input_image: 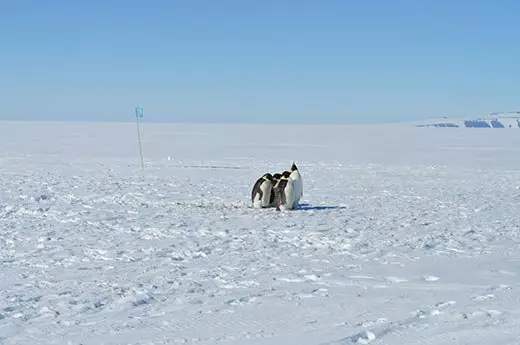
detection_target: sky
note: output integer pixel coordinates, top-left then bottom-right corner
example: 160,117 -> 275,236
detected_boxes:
1,0 -> 520,124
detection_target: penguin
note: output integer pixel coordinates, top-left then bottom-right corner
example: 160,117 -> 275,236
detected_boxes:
288,161 -> 303,206
251,173 -> 275,208
268,173 -> 283,208
273,171 -> 296,211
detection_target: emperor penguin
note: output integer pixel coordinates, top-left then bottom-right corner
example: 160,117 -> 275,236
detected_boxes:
289,161 -> 303,206
273,171 -> 296,211
251,173 -> 275,208
268,173 -> 283,207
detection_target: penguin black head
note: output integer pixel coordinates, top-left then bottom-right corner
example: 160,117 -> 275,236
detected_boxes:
262,173 -> 274,181
291,162 -> 298,171
281,171 -> 291,179
273,173 -> 282,180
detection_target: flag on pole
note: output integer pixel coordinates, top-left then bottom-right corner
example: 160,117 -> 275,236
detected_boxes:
135,107 -> 144,118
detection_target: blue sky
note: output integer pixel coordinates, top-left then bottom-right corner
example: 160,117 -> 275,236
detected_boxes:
1,0 -> 519,124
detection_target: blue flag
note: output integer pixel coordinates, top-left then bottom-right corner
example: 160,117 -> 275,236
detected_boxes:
135,107 -> 144,118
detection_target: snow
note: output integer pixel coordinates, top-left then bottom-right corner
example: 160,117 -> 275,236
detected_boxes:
1,121 -> 520,345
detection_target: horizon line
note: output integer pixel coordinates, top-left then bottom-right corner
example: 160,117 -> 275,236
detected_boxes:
0,118 -> 417,126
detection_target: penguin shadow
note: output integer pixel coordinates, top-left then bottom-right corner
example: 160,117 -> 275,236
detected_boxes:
296,203 -> 347,211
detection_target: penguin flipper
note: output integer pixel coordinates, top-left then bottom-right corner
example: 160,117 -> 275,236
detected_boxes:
269,186 -> 275,206
257,188 -> 263,204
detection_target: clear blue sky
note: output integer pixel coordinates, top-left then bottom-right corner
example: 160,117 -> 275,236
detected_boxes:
1,0 -> 519,124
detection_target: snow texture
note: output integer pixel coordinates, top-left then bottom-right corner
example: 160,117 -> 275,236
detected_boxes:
1,121 -> 520,345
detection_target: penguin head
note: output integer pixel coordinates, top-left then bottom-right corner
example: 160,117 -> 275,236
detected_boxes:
291,161 -> 298,171
273,173 -> 282,180
281,171 -> 291,179
262,173 -> 274,181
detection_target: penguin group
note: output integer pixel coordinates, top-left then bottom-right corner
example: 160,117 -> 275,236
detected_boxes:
251,162 -> 303,211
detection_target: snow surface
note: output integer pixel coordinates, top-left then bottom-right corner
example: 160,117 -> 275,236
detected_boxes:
1,121 -> 520,345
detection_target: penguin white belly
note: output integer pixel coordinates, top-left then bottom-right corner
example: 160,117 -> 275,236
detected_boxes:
277,178 -> 296,210
285,180 -> 296,209
289,170 -> 303,206
252,193 -> 263,209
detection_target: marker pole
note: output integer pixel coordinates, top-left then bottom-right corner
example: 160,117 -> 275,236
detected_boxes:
135,107 -> 144,170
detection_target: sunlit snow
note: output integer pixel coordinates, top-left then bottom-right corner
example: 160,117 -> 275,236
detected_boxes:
1,121 -> 520,345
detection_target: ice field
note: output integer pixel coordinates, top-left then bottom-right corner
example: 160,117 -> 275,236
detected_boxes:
1,121 -> 520,345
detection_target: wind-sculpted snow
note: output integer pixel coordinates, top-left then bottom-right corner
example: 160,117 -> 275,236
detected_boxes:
1,121 -> 520,344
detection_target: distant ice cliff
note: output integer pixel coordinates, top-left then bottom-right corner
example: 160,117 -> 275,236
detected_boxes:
417,114 -> 520,128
